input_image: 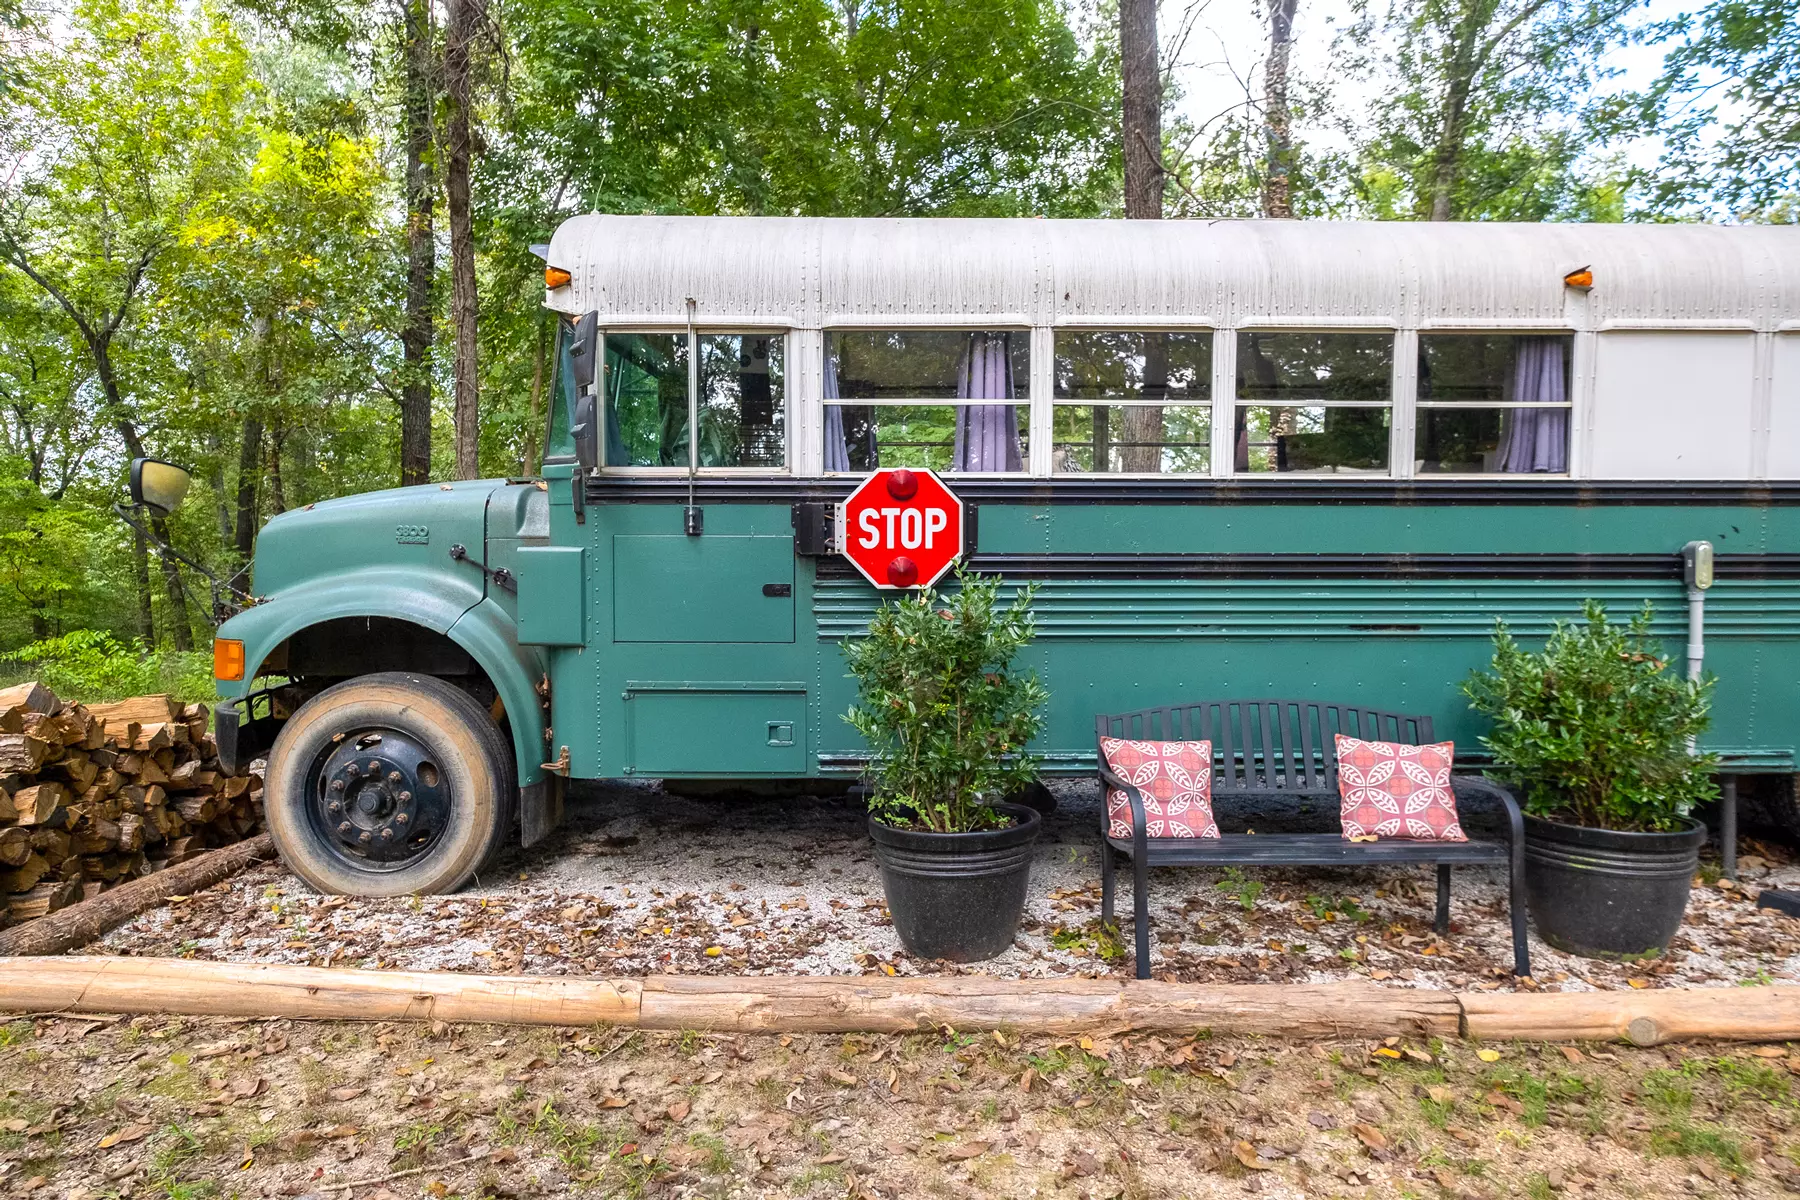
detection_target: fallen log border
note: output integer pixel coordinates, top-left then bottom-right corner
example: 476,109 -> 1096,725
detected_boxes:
0,957 -> 1795,1046
0,836 -> 275,958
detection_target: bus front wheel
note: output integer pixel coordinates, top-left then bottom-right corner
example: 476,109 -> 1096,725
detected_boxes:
265,672 -> 515,896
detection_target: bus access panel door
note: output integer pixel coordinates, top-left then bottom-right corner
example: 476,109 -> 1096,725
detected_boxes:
532,471 -> 815,782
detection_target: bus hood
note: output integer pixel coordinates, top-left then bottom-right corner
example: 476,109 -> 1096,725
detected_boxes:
249,480 -> 508,599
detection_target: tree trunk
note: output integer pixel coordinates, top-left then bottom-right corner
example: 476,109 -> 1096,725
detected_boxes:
1119,0 -> 1165,469
130,525 -> 154,644
231,416 -> 261,595
267,418 -> 287,514
1260,0 -> 1300,219
400,0 -> 436,487
1120,0 -> 1163,222
521,313 -> 549,474
1426,0 -> 1484,221
151,514 -> 193,649
444,0 -> 481,481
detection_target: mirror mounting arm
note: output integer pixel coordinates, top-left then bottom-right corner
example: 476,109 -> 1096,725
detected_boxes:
112,502 -> 253,626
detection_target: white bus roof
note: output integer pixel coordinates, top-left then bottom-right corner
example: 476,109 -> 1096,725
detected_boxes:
546,214 -> 1800,330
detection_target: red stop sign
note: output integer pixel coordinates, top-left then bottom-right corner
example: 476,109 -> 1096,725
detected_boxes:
839,468 -> 965,589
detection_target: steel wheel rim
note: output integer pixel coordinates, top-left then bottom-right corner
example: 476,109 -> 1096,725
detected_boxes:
303,727 -> 452,873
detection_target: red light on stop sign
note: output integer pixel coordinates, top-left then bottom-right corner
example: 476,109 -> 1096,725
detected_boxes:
839,469 -> 965,590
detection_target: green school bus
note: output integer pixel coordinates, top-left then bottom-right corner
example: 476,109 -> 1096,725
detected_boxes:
189,216 -> 1800,895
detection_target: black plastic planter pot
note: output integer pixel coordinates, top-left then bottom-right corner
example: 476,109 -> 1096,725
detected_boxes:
1523,813 -> 1706,959
869,802 -> 1042,963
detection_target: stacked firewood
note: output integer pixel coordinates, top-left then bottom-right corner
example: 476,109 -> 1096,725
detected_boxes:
0,683 -> 264,928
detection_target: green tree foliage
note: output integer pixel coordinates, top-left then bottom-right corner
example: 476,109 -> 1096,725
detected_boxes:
1635,0 -> 1800,219
844,569 -> 1047,833
1336,0 -> 1639,220
1462,600 -> 1718,832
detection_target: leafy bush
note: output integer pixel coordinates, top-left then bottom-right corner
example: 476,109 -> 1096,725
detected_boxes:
843,566 -> 1047,833
1462,600 -> 1717,831
1,629 -> 215,703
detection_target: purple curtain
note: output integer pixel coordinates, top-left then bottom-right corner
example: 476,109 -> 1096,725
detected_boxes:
1496,337 -> 1568,474
823,349 -> 849,472
953,332 -> 1022,472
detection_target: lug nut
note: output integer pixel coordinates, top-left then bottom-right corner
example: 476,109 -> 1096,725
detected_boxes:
337,821 -> 351,834
380,828 -> 394,841
345,764 -> 360,778
387,770 -> 402,784
330,779 -> 345,792
367,760 -> 382,773
396,812 -> 409,824
359,830 -> 372,843
398,791 -> 412,803
328,801 -> 341,814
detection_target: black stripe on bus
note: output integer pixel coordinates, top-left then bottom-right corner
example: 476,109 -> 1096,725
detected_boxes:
584,476 -> 1800,507
813,553 -> 1800,582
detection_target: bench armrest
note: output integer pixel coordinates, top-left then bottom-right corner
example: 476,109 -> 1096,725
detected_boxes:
1096,759 -> 1151,861
1451,774 -> 1524,849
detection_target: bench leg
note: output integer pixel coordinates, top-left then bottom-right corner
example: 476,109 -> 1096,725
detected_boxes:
1508,846 -> 1532,979
1101,843 -> 1116,926
1435,864 -> 1451,935
1133,853 -> 1151,981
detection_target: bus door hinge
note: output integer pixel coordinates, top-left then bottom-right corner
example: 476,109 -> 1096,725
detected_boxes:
541,745 -> 570,776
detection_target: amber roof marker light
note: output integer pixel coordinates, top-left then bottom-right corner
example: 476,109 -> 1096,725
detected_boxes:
545,266 -> 573,289
1563,266 -> 1594,290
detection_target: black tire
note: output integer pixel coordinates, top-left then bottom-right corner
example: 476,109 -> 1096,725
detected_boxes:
265,672 -> 516,896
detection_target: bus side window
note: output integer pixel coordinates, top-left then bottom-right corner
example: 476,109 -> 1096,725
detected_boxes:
1416,333 -> 1572,475
603,333 -> 786,469
1234,331 -> 1393,475
1052,330 -> 1212,474
824,330 -> 1030,474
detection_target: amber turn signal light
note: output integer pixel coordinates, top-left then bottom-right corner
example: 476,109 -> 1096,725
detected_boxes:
545,266 -> 573,289
214,637 -> 245,681
1563,267 -> 1593,289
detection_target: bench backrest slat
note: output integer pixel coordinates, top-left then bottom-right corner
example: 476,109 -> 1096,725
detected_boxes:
1097,699 -> 1439,797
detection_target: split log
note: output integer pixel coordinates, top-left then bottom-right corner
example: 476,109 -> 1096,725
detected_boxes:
0,953 -> 639,1026
0,825 -> 29,867
0,835 -> 274,956
0,790 -> 13,823
0,734 -> 51,774
12,782 -> 67,826
1461,986 -> 1800,1046
7,877 -> 81,921
0,682 -> 58,721
86,695 -> 182,728
0,852 -> 47,893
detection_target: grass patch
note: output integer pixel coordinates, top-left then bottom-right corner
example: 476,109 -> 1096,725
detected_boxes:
1648,1120 -> 1748,1172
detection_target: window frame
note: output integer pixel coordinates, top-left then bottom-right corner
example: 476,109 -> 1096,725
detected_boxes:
1410,328 -> 1577,479
1225,326 -> 1400,479
596,325 -> 792,475
821,325 -> 1035,477
1048,326 -> 1217,476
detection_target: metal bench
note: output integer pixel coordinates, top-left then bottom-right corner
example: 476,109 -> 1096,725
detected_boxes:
1096,700 -> 1530,981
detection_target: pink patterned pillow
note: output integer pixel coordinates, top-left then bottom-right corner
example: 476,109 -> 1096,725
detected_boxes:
1099,738 -> 1219,839
1336,734 -> 1466,841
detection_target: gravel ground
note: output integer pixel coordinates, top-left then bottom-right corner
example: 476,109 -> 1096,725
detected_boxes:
91,778 -> 1800,994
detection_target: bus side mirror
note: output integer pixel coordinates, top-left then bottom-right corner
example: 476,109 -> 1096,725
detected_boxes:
130,457 -> 192,516
572,393 -> 598,470
569,312 -> 598,392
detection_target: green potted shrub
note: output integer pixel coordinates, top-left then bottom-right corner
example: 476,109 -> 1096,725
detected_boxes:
844,567 -> 1047,962
1463,600 -> 1718,959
